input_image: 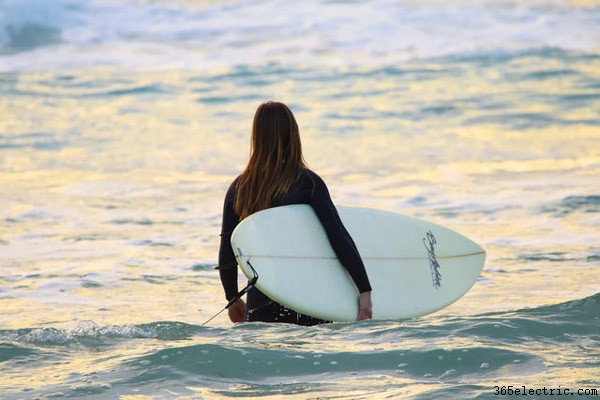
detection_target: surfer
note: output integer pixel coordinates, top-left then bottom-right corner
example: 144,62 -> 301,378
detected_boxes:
218,101 -> 372,325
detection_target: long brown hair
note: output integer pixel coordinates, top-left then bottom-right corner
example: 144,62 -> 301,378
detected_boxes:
234,101 -> 307,220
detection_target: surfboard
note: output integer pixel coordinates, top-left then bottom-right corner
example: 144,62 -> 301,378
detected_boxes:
231,205 -> 485,322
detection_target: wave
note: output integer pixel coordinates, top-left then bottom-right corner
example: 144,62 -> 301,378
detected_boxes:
1,0 -> 599,71
454,292 -> 600,341
1,294 -> 597,398
0,320 -> 199,346
2,292 -> 596,348
542,195 -> 600,216
120,342 -> 539,383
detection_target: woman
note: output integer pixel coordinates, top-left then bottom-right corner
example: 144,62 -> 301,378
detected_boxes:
218,101 -> 372,325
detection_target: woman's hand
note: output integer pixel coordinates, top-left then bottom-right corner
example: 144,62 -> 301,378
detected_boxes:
228,299 -> 246,323
357,291 -> 373,321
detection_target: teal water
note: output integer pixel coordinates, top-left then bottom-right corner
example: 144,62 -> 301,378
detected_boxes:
1,0 -> 599,398
1,294 -> 598,398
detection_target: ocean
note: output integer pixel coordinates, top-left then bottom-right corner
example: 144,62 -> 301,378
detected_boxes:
0,0 -> 598,398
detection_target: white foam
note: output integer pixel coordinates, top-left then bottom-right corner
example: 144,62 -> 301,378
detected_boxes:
1,0 -> 599,72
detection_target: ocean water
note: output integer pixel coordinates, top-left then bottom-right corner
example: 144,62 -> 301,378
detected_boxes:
0,0 -> 599,398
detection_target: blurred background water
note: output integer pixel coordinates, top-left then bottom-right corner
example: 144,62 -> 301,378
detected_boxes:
0,0 -> 598,398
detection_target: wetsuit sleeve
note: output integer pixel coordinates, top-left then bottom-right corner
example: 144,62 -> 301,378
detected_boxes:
308,172 -> 372,293
218,180 -> 240,301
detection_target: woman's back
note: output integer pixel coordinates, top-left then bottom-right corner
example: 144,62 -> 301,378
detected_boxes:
217,101 -> 372,324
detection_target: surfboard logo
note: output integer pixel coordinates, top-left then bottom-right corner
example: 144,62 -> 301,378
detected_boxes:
423,231 -> 442,289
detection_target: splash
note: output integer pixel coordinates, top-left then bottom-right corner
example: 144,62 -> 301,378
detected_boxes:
0,320 -> 196,345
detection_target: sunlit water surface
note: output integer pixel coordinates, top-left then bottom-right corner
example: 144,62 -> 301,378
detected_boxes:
0,0 -> 599,398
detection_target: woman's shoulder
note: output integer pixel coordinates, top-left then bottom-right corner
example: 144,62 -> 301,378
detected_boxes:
224,175 -> 241,200
230,174 -> 242,185
302,168 -> 322,180
300,168 -> 328,191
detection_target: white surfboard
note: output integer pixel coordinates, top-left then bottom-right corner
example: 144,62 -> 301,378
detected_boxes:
231,205 -> 485,322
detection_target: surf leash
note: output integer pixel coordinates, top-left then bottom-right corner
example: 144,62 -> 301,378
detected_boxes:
201,259 -> 259,326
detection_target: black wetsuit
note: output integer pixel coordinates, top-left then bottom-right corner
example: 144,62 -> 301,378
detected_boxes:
218,169 -> 372,325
